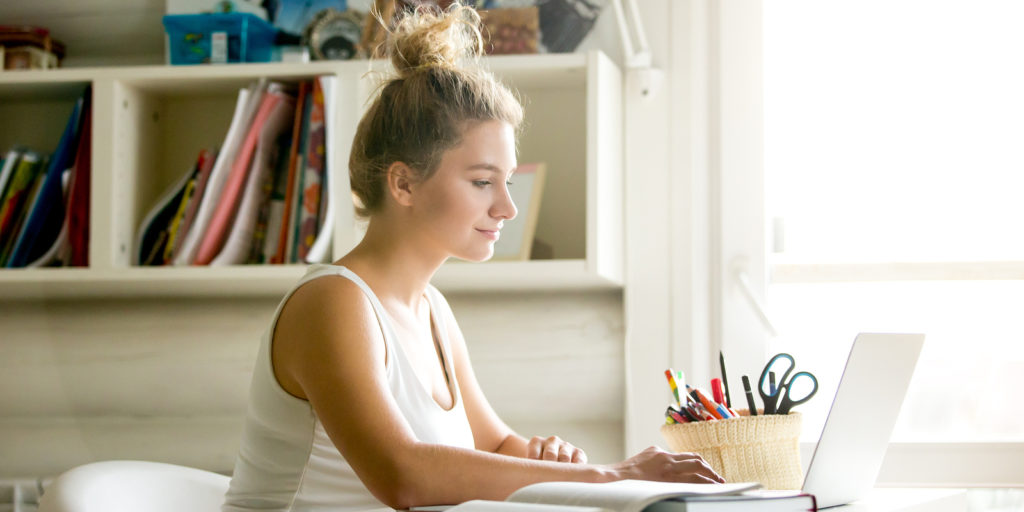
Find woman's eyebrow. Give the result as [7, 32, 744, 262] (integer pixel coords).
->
[465, 163, 515, 175]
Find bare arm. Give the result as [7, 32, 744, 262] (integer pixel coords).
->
[274, 278, 722, 510]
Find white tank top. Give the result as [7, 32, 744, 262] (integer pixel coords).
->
[223, 264, 476, 512]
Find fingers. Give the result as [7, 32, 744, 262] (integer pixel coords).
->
[670, 452, 726, 483]
[527, 436, 586, 464]
[572, 446, 588, 464]
[628, 447, 726, 484]
[526, 436, 543, 460]
[543, 439, 559, 461]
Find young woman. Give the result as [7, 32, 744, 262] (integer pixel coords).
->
[222, 4, 723, 511]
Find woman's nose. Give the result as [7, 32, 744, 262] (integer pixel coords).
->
[492, 185, 518, 221]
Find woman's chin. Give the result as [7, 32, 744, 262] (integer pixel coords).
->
[453, 247, 495, 263]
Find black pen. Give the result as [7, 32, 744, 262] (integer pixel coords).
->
[742, 375, 758, 416]
[719, 350, 732, 408]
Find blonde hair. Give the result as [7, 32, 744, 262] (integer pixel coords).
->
[349, 2, 524, 218]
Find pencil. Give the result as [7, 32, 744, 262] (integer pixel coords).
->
[719, 351, 732, 408]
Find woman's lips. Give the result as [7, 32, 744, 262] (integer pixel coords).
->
[476, 229, 499, 241]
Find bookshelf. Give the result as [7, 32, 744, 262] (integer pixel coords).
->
[0, 52, 622, 298]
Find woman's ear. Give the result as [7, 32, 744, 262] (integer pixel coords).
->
[385, 162, 417, 207]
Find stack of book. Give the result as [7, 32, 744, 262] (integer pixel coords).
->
[135, 75, 335, 267]
[0, 86, 91, 268]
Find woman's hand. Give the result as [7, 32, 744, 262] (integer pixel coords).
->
[610, 446, 725, 484]
[526, 435, 587, 463]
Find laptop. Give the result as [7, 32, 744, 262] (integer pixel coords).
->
[800, 333, 925, 509]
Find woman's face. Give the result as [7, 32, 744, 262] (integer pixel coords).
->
[412, 120, 519, 262]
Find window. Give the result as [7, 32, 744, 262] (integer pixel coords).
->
[762, 0, 1024, 482]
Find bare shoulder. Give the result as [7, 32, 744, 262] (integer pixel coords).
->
[273, 274, 385, 399]
[280, 274, 374, 327]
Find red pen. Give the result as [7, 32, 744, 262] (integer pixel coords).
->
[712, 378, 740, 417]
[711, 378, 726, 405]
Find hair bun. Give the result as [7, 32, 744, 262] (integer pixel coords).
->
[387, 2, 484, 78]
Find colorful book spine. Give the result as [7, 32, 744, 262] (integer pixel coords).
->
[0, 157, 46, 265]
[66, 106, 93, 267]
[163, 175, 197, 262]
[296, 78, 326, 263]
[171, 148, 215, 262]
[286, 81, 316, 263]
[249, 132, 292, 264]
[0, 148, 24, 205]
[0, 152, 44, 260]
[303, 75, 336, 264]
[273, 80, 309, 264]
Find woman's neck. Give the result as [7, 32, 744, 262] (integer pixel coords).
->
[334, 218, 446, 310]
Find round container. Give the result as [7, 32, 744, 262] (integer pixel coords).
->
[660, 410, 803, 490]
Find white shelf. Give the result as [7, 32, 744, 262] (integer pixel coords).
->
[435, 259, 621, 292]
[0, 259, 621, 299]
[0, 266, 306, 299]
[0, 52, 622, 299]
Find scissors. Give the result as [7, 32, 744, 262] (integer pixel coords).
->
[758, 353, 818, 415]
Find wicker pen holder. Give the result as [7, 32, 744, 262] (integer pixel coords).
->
[660, 410, 803, 490]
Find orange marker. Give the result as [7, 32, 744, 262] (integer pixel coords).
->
[687, 384, 730, 419]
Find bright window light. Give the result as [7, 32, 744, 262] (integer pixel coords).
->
[765, 0, 1024, 264]
[764, 0, 1024, 442]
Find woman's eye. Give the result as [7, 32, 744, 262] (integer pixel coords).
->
[472, 180, 491, 187]
[506, 180, 514, 186]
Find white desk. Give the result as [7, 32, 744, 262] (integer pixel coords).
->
[838, 488, 967, 512]
[406, 487, 969, 512]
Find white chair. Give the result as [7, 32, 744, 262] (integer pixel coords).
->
[37, 460, 230, 512]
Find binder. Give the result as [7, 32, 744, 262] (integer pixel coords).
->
[7, 91, 87, 267]
[174, 80, 265, 265]
[195, 84, 285, 264]
[210, 92, 295, 266]
[66, 106, 92, 267]
[133, 163, 195, 266]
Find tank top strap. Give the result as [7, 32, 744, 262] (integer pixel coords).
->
[423, 284, 461, 401]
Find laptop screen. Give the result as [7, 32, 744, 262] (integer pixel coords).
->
[801, 333, 925, 508]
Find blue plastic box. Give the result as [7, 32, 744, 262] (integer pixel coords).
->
[162, 13, 276, 65]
